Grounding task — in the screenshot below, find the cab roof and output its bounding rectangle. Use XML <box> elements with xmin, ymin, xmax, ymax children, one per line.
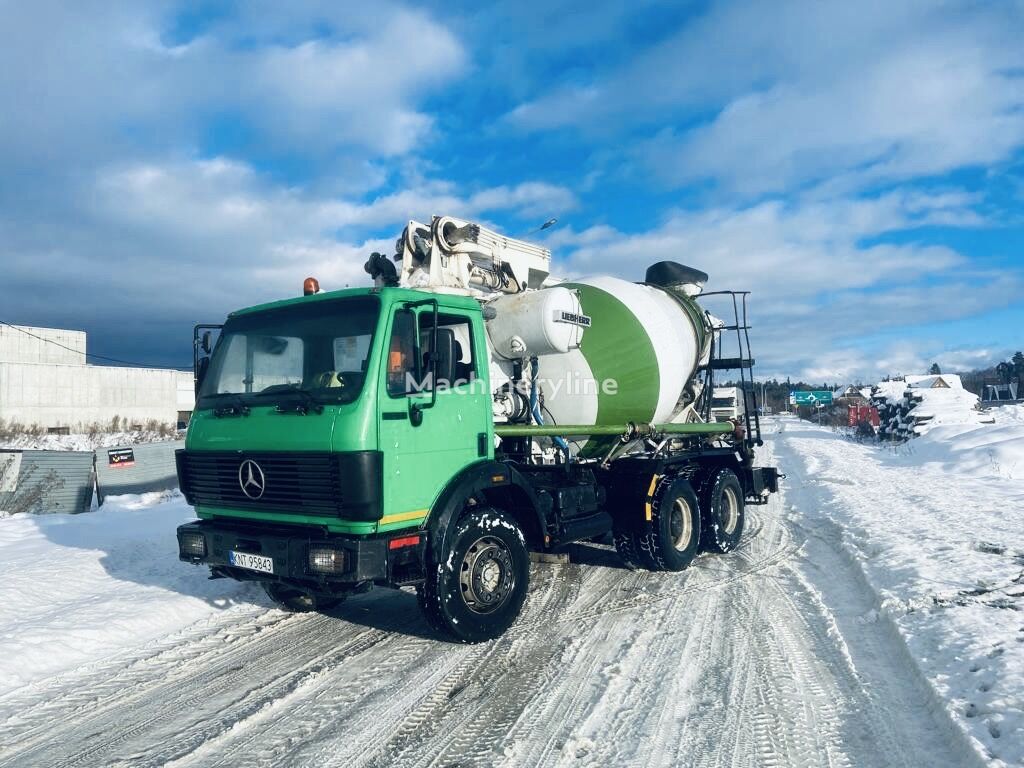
<box><xmin>229</xmin><ymin>286</ymin><xmax>483</xmax><ymax>318</ymax></box>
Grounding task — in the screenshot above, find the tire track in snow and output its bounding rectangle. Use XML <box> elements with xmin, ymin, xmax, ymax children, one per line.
<box><xmin>348</xmin><ymin>554</ymin><xmax>594</xmax><ymax>768</ymax></box>
<box><xmin>173</xmin><ymin>557</ymin><xmax>590</xmax><ymax>768</ymax></box>
<box><xmin>0</xmin><ymin>601</ymin><xmax>273</xmax><ymax>726</ymax></box>
<box><xmin>0</xmin><ymin>606</ymin><xmax>393</xmax><ymax>768</ymax></box>
<box><xmin>539</xmin><ymin>516</ymin><xmax>772</xmax><ymax>767</ymax></box>
<box><xmin>0</xmin><ymin>430</ymin><xmax>988</xmax><ymax>768</ymax></box>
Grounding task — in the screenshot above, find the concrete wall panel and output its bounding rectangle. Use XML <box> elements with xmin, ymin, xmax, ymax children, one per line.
<box><xmin>0</xmin><ymin>449</ymin><xmax>95</xmax><ymax>515</ymax></box>
<box><xmin>95</xmin><ymin>440</ymin><xmax>184</xmax><ymax>499</ymax></box>
<box><xmin>0</xmin><ymin>326</ymin><xmax>86</xmax><ymax>365</ymax></box>
<box><xmin>0</xmin><ymin>363</ymin><xmax>193</xmax><ymax>430</ymax></box>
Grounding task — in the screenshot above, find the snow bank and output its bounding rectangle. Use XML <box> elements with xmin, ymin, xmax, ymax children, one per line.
<box><xmin>773</xmin><ymin>416</ymin><xmax>1024</xmax><ymax>765</ymax></box>
<box><xmin>0</xmin><ymin>430</ymin><xmax>181</xmax><ymax>452</ymax></box>
<box><xmin>891</xmin><ymin>421</ymin><xmax>1024</xmax><ymax>480</ymax></box>
<box><xmin>911</xmin><ymin>387</ymin><xmax>992</xmax><ymax>435</ymax></box>
<box><xmin>868</xmin><ymin>382</ymin><xmax>1024</xmax><ymax>480</ymax></box>
<box><xmin>871</xmin><ymin>375</ymin><xmax>991</xmax><ymax>441</ymax></box>
<box><xmin>0</xmin><ymin>492</ymin><xmax>255</xmax><ymax>696</ymax></box>
<box><xmin>990</xmin><ymin>404</ymin><xmax>1024</xmax><ymax>425</ymax></box>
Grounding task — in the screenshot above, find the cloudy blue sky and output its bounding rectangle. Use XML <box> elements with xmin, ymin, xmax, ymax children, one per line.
<box><xmin>1</xmin><ymin>0</ymin><xmax>1022</xmax><ymax>381</ymax></box>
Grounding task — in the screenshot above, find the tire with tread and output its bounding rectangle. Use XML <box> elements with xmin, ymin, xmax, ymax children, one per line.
<box><xmin>635</xmin><ymin>477</ymin><xmax>702</xmax><ymax>572</ymax></box>
<box><xmin>700</xmin><ymin>468</ymin><xmax>745</xmax><ymax>553</ymax></box>
<box><xmin>612</xmin><ymin>526</ymin><xmax>644</xmax><ymax>570</ymax></box>
<box><xmin>419</xmin><ymin>506</ymin><xmax>530</xmax><ymax>643</ymax></box>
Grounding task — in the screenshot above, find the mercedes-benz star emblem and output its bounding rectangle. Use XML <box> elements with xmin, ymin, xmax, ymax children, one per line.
<box><xmin>238</xmin><ymin>459</ymin><xmax>266</xmax><ymax>499</ymax></box>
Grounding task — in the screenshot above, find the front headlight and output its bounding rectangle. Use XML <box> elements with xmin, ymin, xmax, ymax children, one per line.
<box><xmin>179</xmin><ymin>532</ymin><xmax>206</xmax><ymax>558</ymax></box>
<box><xmin>308</xmin><ymin>546</ymin><xmax>346</xmax><ymax>575</ymax></box>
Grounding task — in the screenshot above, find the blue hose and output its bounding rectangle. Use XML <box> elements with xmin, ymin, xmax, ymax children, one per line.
<box><xmin>529</xmin><ymin>357</ymin><xmax>571</xmax><ymax>462</ymax></box>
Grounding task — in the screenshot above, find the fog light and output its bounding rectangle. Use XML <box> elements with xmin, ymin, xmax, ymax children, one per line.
<box><xmin>308</xmin><ymin>547</ymin><xmax>346</xmax><ymax>575</ymax></box>
<box><xmin>180</xmin><ymin>532</ymin><xmax>206</xmax><ymax>558</ymax></box>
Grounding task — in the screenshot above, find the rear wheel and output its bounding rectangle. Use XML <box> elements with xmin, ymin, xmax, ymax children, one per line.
<box><xmin>636</xmin><ymin>478</ymin><xmax>702</xmax><ymax>572</ymax></box>
<box><xmin>263</xmin><ymin>582</ymin><xmax>344</xmax><ymax>613</ymax></box>
<box><xmin>612</xmin><ymin>525</ymin><xmax>643</xmax><ymax>570</ymax></box>
<box><xmin>419</xmin><ymin>507</ymin><xmax>530</xmax><ymax>643</ymax></box>
<box><xmin>700</xmin><ymin>468</ymin><xmax>745</xmax><ymax>553</ymax></box>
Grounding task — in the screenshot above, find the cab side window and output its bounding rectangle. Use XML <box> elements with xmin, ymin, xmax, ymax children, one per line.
<box><xmin>386</xmin><ymin>310</ymin><xmax>418</xmax><ymax>396</ymax></box>
<box><xmin>421</xmin><ymin>313</ymin><xmax>476</xmax><ymax>387</ymax></box>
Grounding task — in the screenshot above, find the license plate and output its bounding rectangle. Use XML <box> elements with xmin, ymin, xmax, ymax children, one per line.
<box><xmin>229</xmin><ymin>551</ymin><xmax>274</xmax><ymax>574</ymax></box>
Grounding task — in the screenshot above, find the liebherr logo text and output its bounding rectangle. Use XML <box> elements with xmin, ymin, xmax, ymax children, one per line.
<box><xmin>553</xmin><ymin>311</ymin><xmax>592</xmax><ymax>327</ymax></box>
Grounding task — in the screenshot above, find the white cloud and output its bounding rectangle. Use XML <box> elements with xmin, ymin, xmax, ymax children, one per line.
<box><xmin>553</xmin><ymin>191</ymin><xmax>976</xmax><ymax>295</ymax></box>
<box><xmin>545</xmin><ymin>189</ymin><xmax>1019</xmax><ymax>380</ymax></box>
<box><xmin>95</xmin><ymin>158</ymin><xmax>577</xmax><ymax>244</ymax></box>
<box><xmin>645</xmin><ymin>39</ymin><xmax>1024</xmax><ymax>194</ymax></box>
<box><xmin>0</xmin><ymin>2</ymin><xmax>467</xmax><ymax>163</ymax></box>
<box><xmin>789</xmin><ymin>343</ymin><xmax>1013</xmax><ymax>385</ymax></box>
<box><xmin>233</xmin><ymin>10</ymin><xmax>465</xmax><ymax>154</ymax></box>
<box><xmin>0</xmin><ymin>0</ymin><xmax>1019</xmax><ymax>375</ymax></box>
<box><xmin>507</xmin><ymin>1</ymin><xmax>1024</xmax><ymax>194</ymax></box>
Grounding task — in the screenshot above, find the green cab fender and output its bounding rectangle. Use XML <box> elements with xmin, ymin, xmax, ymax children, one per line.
<box><xmin>421</xmin><ymin>460</ymin><xmax>548</xmax><ymax>563</ymax></box>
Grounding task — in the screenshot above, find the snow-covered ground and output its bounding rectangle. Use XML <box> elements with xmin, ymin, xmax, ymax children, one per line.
<box><xmin>887</xmin><ymin>402</ymin><xmax>1024</xmax><ymax>480</ymax></box>
<box><xmin>0</xmin><ymin>492</ymin><xmax>254</xmax><ymax>694</ymax></box>
<box><xmin>0</xmin><ymin>430</ymin><xmax>181</xmax><ymax>452</ymax></box>
<box><xmin>991</xmin><ymin>404</ymin><xmax>1024</xmax><ymax>425</ymax></box>
<box><xmin>0</xmin><ymin>418</ymin><xmax>1020</xmax><ymax>766</ymax></box>
<box><xmin>775</xmin><ymin>415</ymin><xmax>1024</xmax><ymax>765</ymax></box>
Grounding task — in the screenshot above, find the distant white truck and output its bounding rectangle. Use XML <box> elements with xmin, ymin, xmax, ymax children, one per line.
<box><xmin>711</xmin><ymin>386</ymin><xmax>746</xmax><ymax>422</ymax></box>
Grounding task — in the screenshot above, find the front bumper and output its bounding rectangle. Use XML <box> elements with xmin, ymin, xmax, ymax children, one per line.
<box><xmin>177</xmin><ymin>519</ymin><xmax>390</xmax><ymax>585</ymax></box>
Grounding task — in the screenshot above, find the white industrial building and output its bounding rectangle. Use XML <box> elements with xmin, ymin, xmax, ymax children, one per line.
<box><xmin>0</xmin><ymin>324</ymin><xmax>194</xmax><ymax>432</ymax></box>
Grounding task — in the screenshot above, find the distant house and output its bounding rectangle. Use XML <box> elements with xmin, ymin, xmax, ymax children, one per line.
<box><xmin>836</xmin><ymin>385</ymin><xmax>869</xmax><ymax>404</ymax></box>
<box><xmin>905</xmin><ymin>373</ymin><xmax>963</xmax><ymax>390</ymax></box>
<box><xmin>982</xmin><ymin>382</ymin><xmax>1019</xmax><ymax>403</ymax></box>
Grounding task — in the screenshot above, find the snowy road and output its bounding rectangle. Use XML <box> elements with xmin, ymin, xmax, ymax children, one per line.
<box><xmin>0</xmin><ymin>420</ymin><xmax>1005</xmax><ymax>767</ymax></box>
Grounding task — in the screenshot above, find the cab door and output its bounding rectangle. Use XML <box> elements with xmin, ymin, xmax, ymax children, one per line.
<box><xmin>376</xmin><ymin>302</ymin><xmax>491</xmax><ymax>530</ymax></box>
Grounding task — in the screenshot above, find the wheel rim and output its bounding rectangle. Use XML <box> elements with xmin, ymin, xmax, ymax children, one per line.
<box><xmin>459</xmin><ymin>535</ymin><xmax>515</xmax><ymax>614</ymax></box>
<box><xmin>669</xmin><ymin>497</ymin><xmax>694</xmax><ymax>551</ymax></box>
<box><xmin>720</xmin><ymin>486</ymin><xmax>740</xmax><ymax>535</ymax></box>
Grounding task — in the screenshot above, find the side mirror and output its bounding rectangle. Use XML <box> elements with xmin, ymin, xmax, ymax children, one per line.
<box><xmin>401</xmin><ymin>298</ymin><xmax>441</xmax><ymax>426</ymax></box>
<box><xmin>201</xmin><ymin>331</ymin><xmax>213</xmax><ymax>354</ymax></box>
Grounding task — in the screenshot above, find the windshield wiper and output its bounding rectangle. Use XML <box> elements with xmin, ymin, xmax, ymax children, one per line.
<box><xmin>212</xmin><ymin>394</ymin><xmax>251</xmax><ymax>418</ymax></box>
<box><xmin>253</xmin><ymin>386</ymin><xmax>324</xmax><ymax>415</ymax></box>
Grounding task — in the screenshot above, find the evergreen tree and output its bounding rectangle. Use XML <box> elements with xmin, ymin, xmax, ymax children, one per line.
<box><xmin>928</xmin><ymin>363</ymin><xmax>941</xmax><ymax>375</ymax></box>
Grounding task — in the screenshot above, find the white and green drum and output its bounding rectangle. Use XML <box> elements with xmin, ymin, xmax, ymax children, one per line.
<box><xmin>531</xmin><ymin>276</ymin><xmax>711</xmax><ymax>454</ymax></box>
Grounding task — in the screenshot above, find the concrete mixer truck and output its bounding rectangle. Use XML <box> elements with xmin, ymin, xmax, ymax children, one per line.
<box><xmin>174</xmin><ymin>216</ymin><xmax>779</xmax><ymax>641</ymax></box>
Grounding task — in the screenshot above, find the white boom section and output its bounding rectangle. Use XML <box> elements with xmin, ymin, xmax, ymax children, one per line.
<box><xmin>393</xmin><ymin>216</ymin><xmax>552</xmax><ymax>297</ymax></box>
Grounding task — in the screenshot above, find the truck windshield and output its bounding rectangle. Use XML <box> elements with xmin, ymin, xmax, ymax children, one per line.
<box><xmin>198</xmin><ymin>296</ymin><xmax>379</xmax><ymax>409</ymax></box>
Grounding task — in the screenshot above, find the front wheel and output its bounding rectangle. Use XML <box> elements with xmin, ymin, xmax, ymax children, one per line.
<box><xmin>419</xmin><ymin>507</ymin><xmax>530</xmax><ymax>643</ymax></box>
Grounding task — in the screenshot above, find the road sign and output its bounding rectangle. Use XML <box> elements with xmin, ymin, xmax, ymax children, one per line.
<box><xmin>789</xmin><ymin>390</ymin><xmax>834</xmax><ymax>406</ymax></box>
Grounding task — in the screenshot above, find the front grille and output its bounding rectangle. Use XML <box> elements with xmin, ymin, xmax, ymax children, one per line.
<box><xmin>178</xmin><ymin>451</ymin><xmax>344</xmax><ymax>517</ymax></box>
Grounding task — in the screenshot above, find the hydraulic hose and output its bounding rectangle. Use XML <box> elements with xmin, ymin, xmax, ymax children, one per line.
<box><xmin>529</xmin><ymin>356</ymin><xmax>572</xmax><ymax>462</ymax></box>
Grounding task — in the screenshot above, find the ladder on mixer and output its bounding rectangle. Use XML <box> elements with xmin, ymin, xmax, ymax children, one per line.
<box><xmin>697</xmin><ymin>290</ymin><xmax>762</xmax><ymax>449</ymax></box>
